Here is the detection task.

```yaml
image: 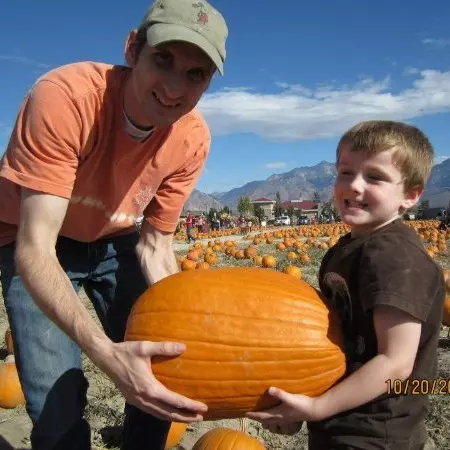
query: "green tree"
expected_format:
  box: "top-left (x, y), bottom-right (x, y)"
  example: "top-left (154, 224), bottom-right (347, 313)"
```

top-left (207, 208), bottom-right (218, 223)
top-left (321, 197), bottom-right (339, 220)
top-left (417, 200), bottom-right (429, 218)
top-left (274, 191), bottom-right (283, 217)
top-left (220, 205), bottom-right (231, 215)
top-left (313, 191), bottom-right (321, 205)
top-left (287, 206), bottom-right (296, 224)
top-left (254, 205), bottom-right (265, 222)
top-left (237, 196), bottom-right (254, 216)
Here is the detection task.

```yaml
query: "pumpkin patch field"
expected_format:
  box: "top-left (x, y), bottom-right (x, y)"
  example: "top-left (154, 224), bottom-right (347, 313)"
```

top-left (0, 221), bottom-right (449, 449)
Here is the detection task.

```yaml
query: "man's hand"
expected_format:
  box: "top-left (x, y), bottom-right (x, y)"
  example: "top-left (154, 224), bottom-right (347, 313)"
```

top-left (100, 340), bottom-right (208, 422)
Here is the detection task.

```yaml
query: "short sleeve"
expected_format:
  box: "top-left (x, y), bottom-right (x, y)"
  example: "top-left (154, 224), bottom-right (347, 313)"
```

top-left (144, 125), bottom-right (210, 233)
top-left (358, 233), bottom-right (437, 321)
top-left (0, 80), bottom-right (82, 198)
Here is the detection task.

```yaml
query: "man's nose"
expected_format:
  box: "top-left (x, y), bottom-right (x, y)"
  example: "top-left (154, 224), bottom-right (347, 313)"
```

top-left (162, 72), bottom-right (185, 99)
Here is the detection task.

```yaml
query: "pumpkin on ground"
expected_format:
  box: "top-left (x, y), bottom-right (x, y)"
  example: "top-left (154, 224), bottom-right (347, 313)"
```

top-left (5, 328), bottom-right (13, 354)
top-left (125, 267), bottom-right (346, 420)
top-left (165, 422), bottom-right (188, 449)
top-left (443, 296), bottom-right (450, 327)
top-left (192, 428), bottom-right (265, 449)
top-left (0, 355), bottom-right (26, 409)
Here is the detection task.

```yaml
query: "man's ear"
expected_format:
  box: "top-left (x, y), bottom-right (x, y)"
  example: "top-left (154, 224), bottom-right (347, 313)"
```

top-left (402, 185), bottom-right (423, 210)
top-left (124, 30), bottom-right (138, 67)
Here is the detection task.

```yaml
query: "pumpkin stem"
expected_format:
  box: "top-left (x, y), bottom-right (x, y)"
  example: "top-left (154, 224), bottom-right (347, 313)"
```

top-left (239, 417), bottom-right (249, 434)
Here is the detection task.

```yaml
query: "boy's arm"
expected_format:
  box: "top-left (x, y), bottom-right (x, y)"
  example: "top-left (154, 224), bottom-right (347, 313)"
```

top-left (247, 304), bottom-right (421, 425)
top-left (313, 304), bottom-right (421, 419)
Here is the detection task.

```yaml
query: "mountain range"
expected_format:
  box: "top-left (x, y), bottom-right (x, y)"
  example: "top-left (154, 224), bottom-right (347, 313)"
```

top-left (185, 158), bottom-right (450, 211)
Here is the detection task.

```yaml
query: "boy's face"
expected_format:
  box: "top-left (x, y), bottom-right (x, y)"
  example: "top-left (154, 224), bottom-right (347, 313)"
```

top-left (334, 145), bottom-right (420, 236)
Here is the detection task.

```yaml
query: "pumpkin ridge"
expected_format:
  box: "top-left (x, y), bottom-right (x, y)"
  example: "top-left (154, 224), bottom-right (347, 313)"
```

top-left (129, 334), bottom-right (341, 350)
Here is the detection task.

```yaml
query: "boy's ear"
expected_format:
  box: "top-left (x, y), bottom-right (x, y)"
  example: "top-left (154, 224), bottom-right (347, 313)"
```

top-left (402, 186), bottom-right (423, 210)
top-left (124, 30), bottom-right (138, 67)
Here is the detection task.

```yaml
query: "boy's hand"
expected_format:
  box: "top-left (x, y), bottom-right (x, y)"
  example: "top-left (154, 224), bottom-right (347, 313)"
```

top-left (246, 387), bottom-right (321, 430)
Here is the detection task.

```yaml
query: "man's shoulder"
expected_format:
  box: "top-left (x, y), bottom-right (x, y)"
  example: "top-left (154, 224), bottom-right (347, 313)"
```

top-left (174, 107), bottom-right (211, 139)
top-left (33, 61), bottom-right (129, 102)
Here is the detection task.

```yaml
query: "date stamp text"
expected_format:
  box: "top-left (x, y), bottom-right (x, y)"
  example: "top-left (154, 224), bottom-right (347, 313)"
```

top-left (385, 378), bottom-right (450, 396)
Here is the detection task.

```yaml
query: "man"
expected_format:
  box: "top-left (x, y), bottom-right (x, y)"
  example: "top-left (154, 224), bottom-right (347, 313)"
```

top-left (0, 0), bottom-right (228, 449)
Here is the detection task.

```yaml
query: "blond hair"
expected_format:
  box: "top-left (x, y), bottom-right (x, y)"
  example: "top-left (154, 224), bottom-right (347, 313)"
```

top-left (336, 120), bottom-right (435, 191)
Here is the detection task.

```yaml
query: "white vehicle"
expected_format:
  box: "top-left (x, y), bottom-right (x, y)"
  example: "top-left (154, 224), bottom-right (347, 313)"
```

top-left (275, 215), bottom-right (291, 226)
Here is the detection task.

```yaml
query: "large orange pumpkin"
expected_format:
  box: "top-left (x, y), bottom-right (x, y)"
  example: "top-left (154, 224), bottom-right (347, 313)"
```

top-left (443, 296), bottom-right (450, 327)
top-left (192, 428), bottom-right (265, 450)
top-left (0, 356), bottom-right (26, 409)
top-left (165, 422), bottom-right (188, 449)
top-left (125, 267), bottom-right (346, 419)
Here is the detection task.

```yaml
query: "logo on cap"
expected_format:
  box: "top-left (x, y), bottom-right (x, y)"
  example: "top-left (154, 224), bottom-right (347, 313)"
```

top-left (192, 2), bottom-right (208, 25)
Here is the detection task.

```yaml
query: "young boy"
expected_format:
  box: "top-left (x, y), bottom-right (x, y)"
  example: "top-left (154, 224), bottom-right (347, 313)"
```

top-left (247, 121), bottom-right (445, 449)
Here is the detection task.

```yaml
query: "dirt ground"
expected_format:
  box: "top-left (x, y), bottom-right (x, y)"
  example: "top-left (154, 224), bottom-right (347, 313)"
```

top-left (0, 231), bottom-right (449, 449)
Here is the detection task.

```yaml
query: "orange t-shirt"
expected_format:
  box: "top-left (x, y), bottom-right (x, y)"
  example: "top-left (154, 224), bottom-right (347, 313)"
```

top-left (0, 62), bottom-right (210, 246)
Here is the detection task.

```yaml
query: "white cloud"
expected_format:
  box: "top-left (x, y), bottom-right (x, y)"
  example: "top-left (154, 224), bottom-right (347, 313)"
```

top-left (0, 54), bottom-right (50, 69)
top-left (435, 156), bottom-right (450, 165)
top-left (199, 70), bottom-right (450, 141)
top-left (265, 162), bottom-right (287, 169)
top-left (422, 38), bottom-right (450, 48)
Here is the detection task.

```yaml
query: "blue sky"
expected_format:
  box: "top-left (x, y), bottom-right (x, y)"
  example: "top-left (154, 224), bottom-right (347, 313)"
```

top-left (1, 0), bottom-right (450, 195)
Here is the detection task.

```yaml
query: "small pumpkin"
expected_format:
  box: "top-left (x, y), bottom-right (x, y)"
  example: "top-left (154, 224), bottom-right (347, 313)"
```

top-left (5, 328), bottom-right (13, 354)
top-left (443, 296), bottom-right (450, 327)
top-left (0, 355), bottom-right (26, 409)
top-left (443, 269), bottom-right (450, 293)
top-left (283, 265), bottom-right (302, 279)
top-left (125, 267), bottom-right (345, 420)
top-left (165, 422), bottom-right (188, 449)
top-left (192, 428), bottom-right (265, 449)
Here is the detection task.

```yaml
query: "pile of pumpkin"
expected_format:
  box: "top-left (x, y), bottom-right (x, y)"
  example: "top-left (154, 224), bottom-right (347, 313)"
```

top-left (0, 328), bottom-right (25, 409)
top-left (177, 236), bottom-right (322, 279)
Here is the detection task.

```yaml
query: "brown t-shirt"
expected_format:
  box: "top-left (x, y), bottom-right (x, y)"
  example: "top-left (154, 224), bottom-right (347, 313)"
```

top-left (308, 219), bottom-right (445, 449)
top-left (0, 62), bottom-right (210, 245)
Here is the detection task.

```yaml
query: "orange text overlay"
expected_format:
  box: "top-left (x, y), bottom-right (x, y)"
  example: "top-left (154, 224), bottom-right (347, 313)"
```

top-left (385, 378), bottom-right (450, 396)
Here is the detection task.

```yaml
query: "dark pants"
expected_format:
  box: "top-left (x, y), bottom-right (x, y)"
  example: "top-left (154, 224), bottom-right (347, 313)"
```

top-left (0, 233), bottom-right (170, 450)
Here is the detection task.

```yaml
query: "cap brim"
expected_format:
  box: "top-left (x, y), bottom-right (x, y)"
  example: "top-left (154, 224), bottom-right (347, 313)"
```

top-left (147, 24), bottom-right (224, 75)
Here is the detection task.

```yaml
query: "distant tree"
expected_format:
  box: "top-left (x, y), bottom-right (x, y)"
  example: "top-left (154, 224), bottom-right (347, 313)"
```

top-left (237, 196), bottom-right (254, 216)
top-left (207, 208), bottom-right (218, 223)
top-left (254, 205), bottom-right (265, 222)
top-left (287, 206), bottom-right (296, 223)
top-left (321, 197), bottom-right (339, 220)
top-left (220, 205), bottom-right (231, 215)
top-left (274, 191), bottom-right (283, 217)
top-left (417, 200), bottom-right (429, 218)
top-left (313, 191), bottom-right (321, 205)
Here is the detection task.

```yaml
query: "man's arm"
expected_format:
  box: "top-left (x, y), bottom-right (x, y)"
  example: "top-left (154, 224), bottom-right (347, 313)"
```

top-left (15, 188), bottom-right (207, 422)
top-left (136, 220), bottom-right (179, 285)
top-left (15, 189), bottom-right (111, 360)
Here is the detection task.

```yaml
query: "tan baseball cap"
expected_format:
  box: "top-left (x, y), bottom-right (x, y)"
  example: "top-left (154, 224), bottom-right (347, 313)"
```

top-left (142, 0), bottom-right (228, 75)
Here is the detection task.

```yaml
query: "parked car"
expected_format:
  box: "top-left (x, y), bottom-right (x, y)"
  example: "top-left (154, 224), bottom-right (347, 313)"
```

top-left (275, 215), bottom-right (291, 226)
top-left (297, 215), bottom-right (309, 225)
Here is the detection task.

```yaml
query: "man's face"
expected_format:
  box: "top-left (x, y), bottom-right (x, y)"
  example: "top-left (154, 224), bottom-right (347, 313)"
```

top-left (126, 41), bottom-right (214, 128)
